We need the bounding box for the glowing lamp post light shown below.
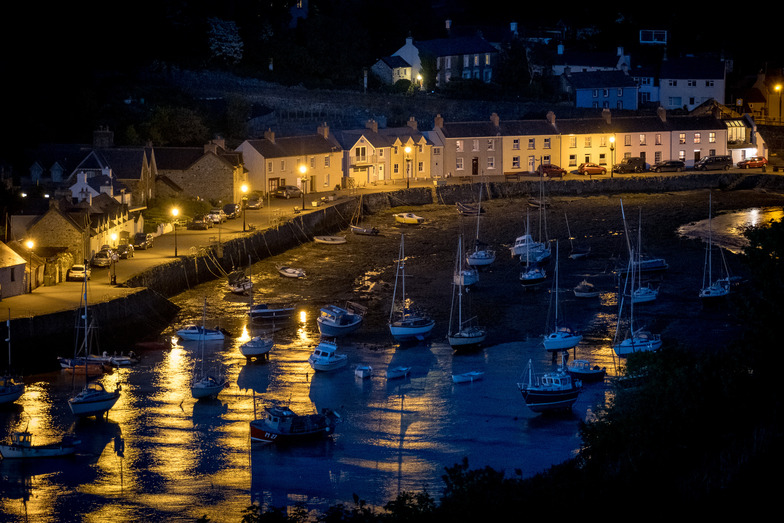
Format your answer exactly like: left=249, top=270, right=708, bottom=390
left=299, top=165, right=308, bottom=210
left=609, top=136, right=616, bottom=179
left=404, top=146, right=412, bottom=189
left=171, top=207, right=179, bottom=257
left=241, top=183, right=249, bottom=232
left=26, top=240, right=34, bottom=293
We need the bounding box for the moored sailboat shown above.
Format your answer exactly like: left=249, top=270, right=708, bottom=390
left=190, top=298, right=227, bottom=400
left=448, top=236, right=487, bottom=350
left=388, top=234, right=435, bottom=342
left=699, top=192, right=731, bottom=301
left=542, top=242, right=582, bottom=352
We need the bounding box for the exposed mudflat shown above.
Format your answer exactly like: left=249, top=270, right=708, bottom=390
left=218, top=188, right=784, bottom=354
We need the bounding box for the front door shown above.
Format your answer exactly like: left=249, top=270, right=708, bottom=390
left=472, top=157, right=479, bottom=175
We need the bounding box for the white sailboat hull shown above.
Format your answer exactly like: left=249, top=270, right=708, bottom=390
left=68, top=388, right=120, bottom=417
left=543, top=331, right=583, bottom=351
left=448, top=326, right=487, bottom=348
left=389, top=318, right=435, bottom=341
left=240, top=336, right=274, bottom=357
left=466, top=250, right=495, bottom=266
left=613, top=332, right=662, bottom=356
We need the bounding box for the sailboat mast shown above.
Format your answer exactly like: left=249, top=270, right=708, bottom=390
left=708, top=192, right=713, bottom=283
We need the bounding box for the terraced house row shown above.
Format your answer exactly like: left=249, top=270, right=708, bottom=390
left=237, top=107, right=763, bottom=193
left=22, top=107, right=765, bottom=212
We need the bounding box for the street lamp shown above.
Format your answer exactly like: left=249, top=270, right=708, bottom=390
left=299, top=165, right=307, bottom=210
left=609, top=136, right=616, bottom=178
left=241, top=183, right=249, bottom=232
left=25, top=240, right=33, bottom=293
left=775, top=84, right=782, bottom=124
left=171, top=207, right=179, bottom=257
left=404, top=145, right=412, bottom=189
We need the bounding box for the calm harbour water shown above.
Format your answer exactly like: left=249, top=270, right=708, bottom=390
left=2, top=206, right=780, bottom=522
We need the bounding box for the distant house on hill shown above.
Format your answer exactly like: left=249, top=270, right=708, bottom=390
left=565, top=70, right=639, bottom=110
left=658, top=56, right=727, bottom=112
left=391, top=34, right=499, bottom=88
left=371, top=55, right=413, bottom=86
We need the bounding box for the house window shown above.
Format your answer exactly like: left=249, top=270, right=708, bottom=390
left=324, top=173, right=330, bottom=186
left=593, top=89, right=599, bottom=98
left=688, top=80, right=697, bottom=87
left=617, top=88, right=623, bottom=97
left=267, top=161, right=273, bottom=172
left=487, top=157, right=495, bottom=169
left=568, top=155, right=577, bottom=166
left=393, top=163, right=399, bottom=174
left=512, top=156, right=520, bottom=169
left=513, top=139, right=520, bottom=150
left=624, top=135, right=632, bottom=146
left=694, top=133, right=701, bottom=144
left=379, top=149, right=384, bottom=157
left=433, top=147, right=441, bottom=155
left=310, top=157, right=315, bottom=168
left=485, top=54, right=490, bottom=65
left=456, top=140, right=464, bottom=152
left=528, top=138, right=535, bottom=149
left=418, top=161, right=424, bottom=172
left=584, top=137, right=592, bottom=148
left=655, top=151, right=662, bottom=163
left=639, top=134, right=646, bottom=146
left=472, top=140, right=479, bottom=151
left=617, top=101, right=623, bottom=110
left=473, top=54, right=479, bottom=66
left=599, top=153, right=607, bottom=165
left=544, top=138, right=551, bottom=149
left=324, top=156, right=330, bottom=167
left=706, top=80, right=714, bottom=87
left=655, top=134, right=662, bottom=145
left=709, top=132, right=716, bottom=143
left=463, top=55, right=470, bottom=68
left=668, top=80, right=678, bottom=87
left=600, top=136, right=607, bottom=147
left=445, top=56, right=451, bottom=68
left=603, top=88, right=609, bottom=97
left=280, top=160, right=286, bottom=171
left=678, top=150, right=686, bottom=161
left=679, top=133, right=686, bottom=144
left=456, top=158, right=464, bottom=170
left=487, top=140, right=495, bottom=151
left=393, top=146, right=398, bottom=154
left=569, top=136, right=577, bottom=148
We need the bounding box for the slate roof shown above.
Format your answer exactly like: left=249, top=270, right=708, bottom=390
left=244, top=134, right=342, bottom=158
left=415, top=35, right=497, bottom=57
left=0, top=241, right=28, bottom=268
left=659, top=57, right=725, bottom=80
left=553, top=50, right=620, bottom=68
left=566, top=70, right=638, bottom=89
left=90, top=148, right=150, bottom=180
left=380, top=55, right=410, bottom=68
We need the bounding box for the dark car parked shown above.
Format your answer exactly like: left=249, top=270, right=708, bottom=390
left=116, top=243, right=134, bottom=259
left=187, top=215, right=212, bottom=230
left=245, top=198, right=263, bottom=209
left=694, top=155, right=732, bottom=171
left=274, top=185, right=303, bottom=199
left=613, top=157, right=647, bottom=173
left=652, top=160, right=686, bottom=172
left=222, top=203, right=239, bottom=219
left=133, top=233, right=154, bottom=250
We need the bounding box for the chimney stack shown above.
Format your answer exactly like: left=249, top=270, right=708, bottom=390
left=366, top=119, right=378, bottom=133
left=602, top=108, right=612, bottom=125
left=407, top=117, right=417, bottom=131
left=264, top=128, right=275, bottom=143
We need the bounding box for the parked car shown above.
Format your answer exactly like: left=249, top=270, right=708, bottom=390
left=133, top=233, right=154, bottom=250
left=208, top=209, right=227, bottom=223
left=188, top=215, right=212, bottom=230
left=246, top=197, right=263, bottom=209
left=577, top=162, right=607, bottom=175
left=91, top=251, right=112, bottom=268
left=99, top=245, right=115, bottom=257
left=737, top=156, right=768, bottom=169
left=274, top=185, right=303, bottom=199
left=613, top=157, right=647, bottom=173
left=222, top=203, right=239, bottom=219
left=652, top=160, right=686, bottom=172
left=536, top=164, right=567, bottom=178
left=116, top=243, right=134, bottom=259
left=694, top=155, right=732, bottom=171
left=66, top=264, right=91, bottom=281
